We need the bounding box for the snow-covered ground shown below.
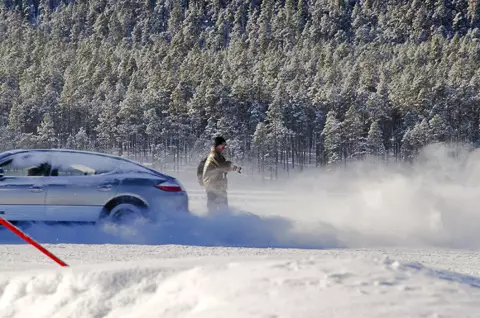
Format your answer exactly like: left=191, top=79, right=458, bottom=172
left=2, top=145, right=480, bottom=317
left=2, top=246, right=480, bottom=317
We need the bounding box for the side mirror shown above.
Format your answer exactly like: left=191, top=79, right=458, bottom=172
left=0, top=168, right=4, bottom=179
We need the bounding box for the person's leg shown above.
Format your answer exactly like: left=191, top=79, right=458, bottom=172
left=217, top=190, right=229, bottom=211
left=206, top=191, right=217, bottom=212
left=207, top=189, right=229, bottom=212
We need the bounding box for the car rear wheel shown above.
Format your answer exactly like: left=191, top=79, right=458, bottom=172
left=101, top=202, right=148, bottom=224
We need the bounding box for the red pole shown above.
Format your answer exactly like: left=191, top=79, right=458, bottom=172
left=0, top=217, right=68, bottom=267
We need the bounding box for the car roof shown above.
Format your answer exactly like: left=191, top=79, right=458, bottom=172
left=0, top=149, right=129, bottom=161
left=0, top=149, right=164, bottom=176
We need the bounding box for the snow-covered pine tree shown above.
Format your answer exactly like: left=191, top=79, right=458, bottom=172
left=342, top=104, right=365, bottom=162
left=75, top=127, right=89, bottom=151
left=36, top=113, right=58, bottom=148
left=366, top=120, right=386, bottom=160
left=322, top=110, right=342, bottom=165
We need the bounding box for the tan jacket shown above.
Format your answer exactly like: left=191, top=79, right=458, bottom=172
left=202, top=147, right=233, bottom=192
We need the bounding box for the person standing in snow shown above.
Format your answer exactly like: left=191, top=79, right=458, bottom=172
left=202, top=136, right=240, bottom=212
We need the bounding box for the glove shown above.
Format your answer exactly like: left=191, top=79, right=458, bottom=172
left=232, top=165, right=242, bottom=174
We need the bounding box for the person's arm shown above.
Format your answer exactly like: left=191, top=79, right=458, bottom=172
left=221, top=160, right=242, bottom=173
left=218, top=160, right=237, bottom=172
left=225, top=160, right=234, bottom=170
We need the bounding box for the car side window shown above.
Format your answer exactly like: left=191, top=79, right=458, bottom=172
left=49, top=153, right=118, bottom=176
left=50, top=164, right=96, bottom=176
left=0, top=152, right=51, bottom=177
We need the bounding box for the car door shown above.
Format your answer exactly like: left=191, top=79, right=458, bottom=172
left=0, top=151, right=50, bottom=221
left=44, top=152, right=120, bottom=222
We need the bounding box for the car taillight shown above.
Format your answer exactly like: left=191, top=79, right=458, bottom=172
left=155, top=181, right=183, bottom=192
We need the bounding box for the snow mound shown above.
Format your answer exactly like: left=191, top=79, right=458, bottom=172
left=1, top=255, right=480, bottom=318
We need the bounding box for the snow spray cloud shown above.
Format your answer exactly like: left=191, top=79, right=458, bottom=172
left=0, top=149, right=342, bottom=248
left=78, top=142, right=480, bottom=250
left=0, top=208, right=343, bottom=249
left=265, top=142, right=480, bottom=249
left=5, top=144, right=480, bottom=250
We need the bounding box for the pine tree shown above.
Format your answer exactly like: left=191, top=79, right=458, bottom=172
left=36, top=113, right=58, bottom=148
left=75, top=127, right=89, bottom=150
left=401, top=119, right=431, bottom=161
left=342, top=104, right=365, bottom=161
left=252, top=122, right=268, bottom=175
left=429, top=114, right=450, bottom=142
left=265, top=98, right=287, bottom=179
left=65, top=134, right=76, bottom=149
left=322, top=110, right=342, bottom=165
left=366, top=120, right=385, bottom=159
left=468, top=0, right=480, bottom=27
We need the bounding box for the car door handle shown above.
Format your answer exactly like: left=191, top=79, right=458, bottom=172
left=97, top=184, right=112, bottom=192
left=29, top=185, right=44, bottom=193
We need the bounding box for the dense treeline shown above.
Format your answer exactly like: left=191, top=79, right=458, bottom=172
left=1, top=0, right=480, bottom=177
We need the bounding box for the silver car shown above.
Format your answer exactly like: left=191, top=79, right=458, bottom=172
left=0, top=149, right=189, bottom=223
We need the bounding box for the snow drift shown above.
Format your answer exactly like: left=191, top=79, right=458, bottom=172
left=1, top=254, right=480, bottom=318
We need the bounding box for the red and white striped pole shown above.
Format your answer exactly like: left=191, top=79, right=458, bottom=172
left=0, top=217, right=68, bottom=267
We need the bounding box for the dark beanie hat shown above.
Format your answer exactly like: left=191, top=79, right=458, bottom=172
left=214, top=136, right=226, bottom=147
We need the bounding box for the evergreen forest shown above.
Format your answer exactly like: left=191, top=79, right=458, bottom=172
left=1, top=0, right=480, bottom=177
